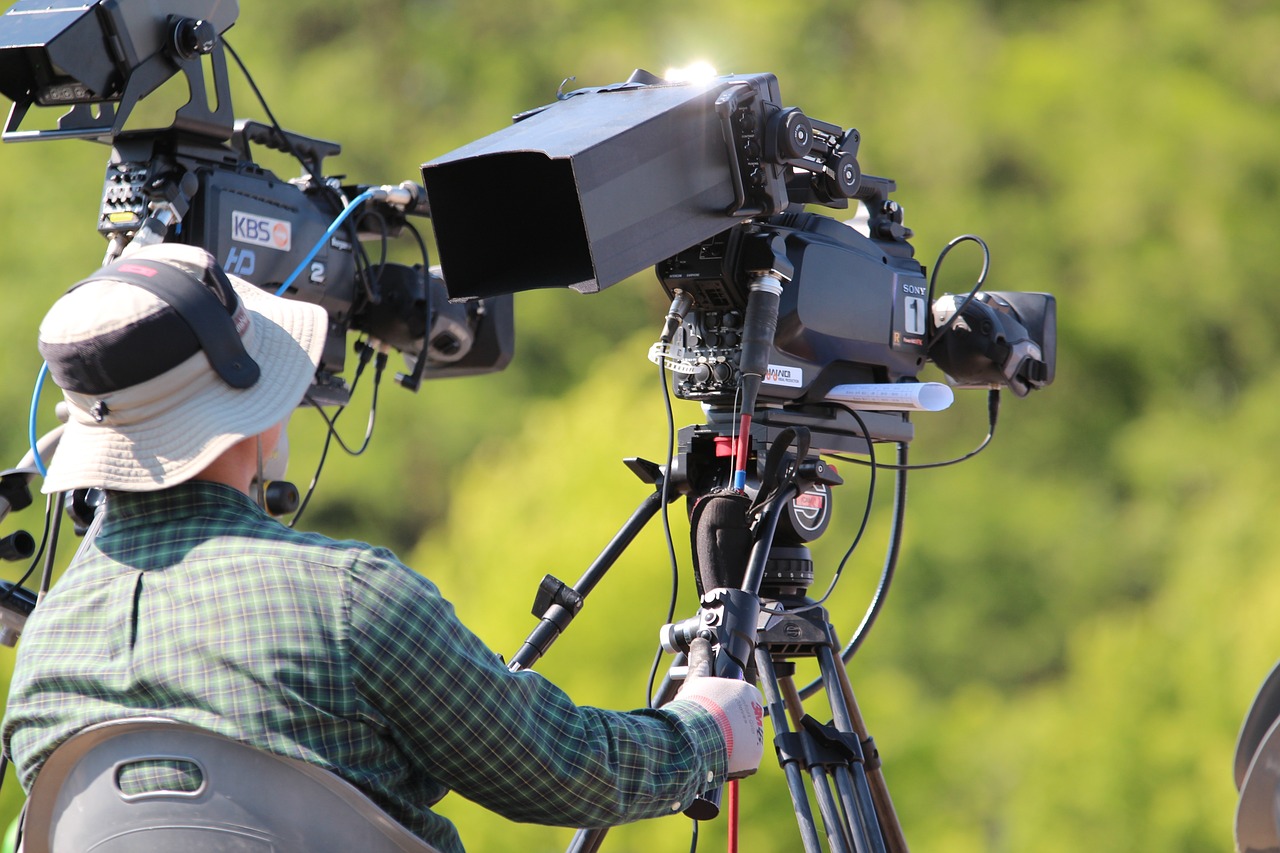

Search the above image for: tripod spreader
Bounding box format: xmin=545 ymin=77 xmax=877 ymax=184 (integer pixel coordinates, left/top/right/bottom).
xmin=777 ymin=716 xmax=881 ymax=776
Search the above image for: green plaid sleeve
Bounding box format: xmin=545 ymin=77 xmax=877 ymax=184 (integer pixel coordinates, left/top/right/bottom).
xmin=345 ymin=550 xmax=729 ymax=827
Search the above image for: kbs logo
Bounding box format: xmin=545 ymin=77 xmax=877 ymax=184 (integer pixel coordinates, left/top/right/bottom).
xmin=232 ymin=211 xmax=292 ymax=252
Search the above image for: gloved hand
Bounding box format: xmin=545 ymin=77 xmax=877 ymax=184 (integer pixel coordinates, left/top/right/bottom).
xmin=676 ymin=674 xmax=765 ymax=779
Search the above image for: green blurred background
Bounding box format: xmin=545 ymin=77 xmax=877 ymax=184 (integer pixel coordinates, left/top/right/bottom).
xmin=1 ymin=0 xmax=1277 ymax=849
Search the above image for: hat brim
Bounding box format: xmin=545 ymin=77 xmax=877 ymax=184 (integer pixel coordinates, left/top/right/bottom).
xmin=41 ymin=247 xmax=328 ymax=493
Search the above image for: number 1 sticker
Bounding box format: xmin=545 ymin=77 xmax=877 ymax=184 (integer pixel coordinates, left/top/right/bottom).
xmin=904 ymin=296 xmax=926 ymax=336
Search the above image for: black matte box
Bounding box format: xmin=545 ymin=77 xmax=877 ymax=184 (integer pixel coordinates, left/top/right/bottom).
xmin=422 ymin=74 xmax=781 ymax=300
xmin=0 ymin=0 xmax=119 ymax=103
xmin=0 ymin=0 xmax=238 ymax=105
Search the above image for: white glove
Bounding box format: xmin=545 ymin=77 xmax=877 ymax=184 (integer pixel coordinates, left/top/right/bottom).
xmin=677 ymin=675 xmax=765 ymax=778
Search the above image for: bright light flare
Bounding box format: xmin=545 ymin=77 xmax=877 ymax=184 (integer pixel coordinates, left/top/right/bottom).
xmin=663 ymin=61 xmax=719 ymax=83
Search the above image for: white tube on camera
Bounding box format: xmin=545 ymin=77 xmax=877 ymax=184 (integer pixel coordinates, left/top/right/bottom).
xmin=824 ymin=382 xmax=954 ymax=412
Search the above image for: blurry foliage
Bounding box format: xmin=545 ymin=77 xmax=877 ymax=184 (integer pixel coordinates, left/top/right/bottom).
xmin=0 ymin=0 xmax=1278 ymax=849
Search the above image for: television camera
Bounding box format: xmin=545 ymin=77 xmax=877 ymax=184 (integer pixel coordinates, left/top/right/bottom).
xmin=423 ymin=69 xmax=1054 ymax=453
xmin=0 ymin=0 xmax=514 ymax=404
xmin=422 ymin=69 xmax=1058 ymax=851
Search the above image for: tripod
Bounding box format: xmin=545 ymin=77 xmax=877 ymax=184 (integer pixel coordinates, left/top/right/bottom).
xmin=749 ymin=599 xmax=907 ymax=853
xmin=510 ymin=412 xmax=911 ymax=853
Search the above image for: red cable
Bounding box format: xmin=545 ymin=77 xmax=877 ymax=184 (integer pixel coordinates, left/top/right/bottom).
xmin=727 ymin=778 xmax=740 ymax=853
xmin=734 ymin=413 xmax=753 ymax=487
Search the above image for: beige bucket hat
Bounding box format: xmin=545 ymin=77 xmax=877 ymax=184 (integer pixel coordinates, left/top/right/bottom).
xmin=36 ymin=243 xmax=327 ymax=493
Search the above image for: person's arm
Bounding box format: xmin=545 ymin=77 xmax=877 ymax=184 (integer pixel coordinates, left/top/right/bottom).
xmin=346 ymin=551 xmax=728 ymax=827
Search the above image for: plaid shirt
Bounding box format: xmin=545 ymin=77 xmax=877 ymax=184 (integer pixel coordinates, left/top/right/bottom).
xmin=2 ymin=481 xmax=727 ymax=852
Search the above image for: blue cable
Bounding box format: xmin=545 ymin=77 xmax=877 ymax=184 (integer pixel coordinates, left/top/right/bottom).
xmin=276 ymin=189 xmax=376 ymax=297
xmin=29 ymin=361 xmax=49 ymax=477
xmin=23 ymin=192 xmax=376 ymax=478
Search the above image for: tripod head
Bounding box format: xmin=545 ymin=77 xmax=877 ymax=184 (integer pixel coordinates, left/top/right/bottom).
xmin=669 ymin=417 xmax=847 ymax=602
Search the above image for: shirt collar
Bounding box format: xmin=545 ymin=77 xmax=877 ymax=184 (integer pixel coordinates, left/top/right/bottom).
xmin=100 ymin=480 xmax=268 ymax=532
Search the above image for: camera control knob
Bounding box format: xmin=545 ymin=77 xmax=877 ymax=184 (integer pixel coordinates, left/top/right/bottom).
xmin=171 ymin=18 xmax=217 ymax=60
xmin=825 ymin=151 xmax=861 ymax=199
xmin=769 ymin=107 xmax=814 ymax=162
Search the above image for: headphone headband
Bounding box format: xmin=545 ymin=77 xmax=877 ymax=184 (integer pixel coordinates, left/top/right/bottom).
xmin=71 ymin=256 xmax=261 ymax=390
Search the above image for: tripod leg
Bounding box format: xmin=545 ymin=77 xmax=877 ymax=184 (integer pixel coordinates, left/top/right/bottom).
xmin=567 ymin=828 xmax=608 ymax=852
xmin=826 ymin=645 xmax=911 ymax=853
xmin=757 ymin=649 xmax=846 ymax=853
xmin=815 ymin=645 xmax=895 ymax=853
xmin=781 ymin=669 xmax=875 ymax=853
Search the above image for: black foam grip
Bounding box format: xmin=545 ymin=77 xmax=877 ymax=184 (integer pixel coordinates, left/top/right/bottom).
xmin=689 ymin=490 xmax=753 ymax=595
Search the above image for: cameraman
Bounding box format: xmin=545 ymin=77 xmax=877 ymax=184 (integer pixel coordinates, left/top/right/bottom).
xmin=1 ymin=244 xmax=764 ymax=853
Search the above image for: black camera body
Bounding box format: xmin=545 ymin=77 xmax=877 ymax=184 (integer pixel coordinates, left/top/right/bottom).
xmin=0 ymin=0 xmax=514 ymax=401
xmin=423 ymin=71 xmax=1054 ymax=421
xmin=98 ymin=127 xmax=514 ymax=398
xmin=657 ymin=211 xmax=930 ymax=408
xmin=101 ymin=130 xmax=360 ymax=380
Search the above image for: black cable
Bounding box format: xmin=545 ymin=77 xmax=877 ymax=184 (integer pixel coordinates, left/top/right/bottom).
xmin=758 ymin=409 xmax=879 ymax=618
xmin=351 ymin=208 xmax=388 ymax=308
xmin=797 ymin=441 xmax=909 ymax=701
xmin=807 ymin=410 xmax=879 ymax=609
xmin=749 ymin=426 xmax=807 ymax=518
xmin=37 ymin=492 xmax=65 ymax=602
xmin=288 ymin=346 xmax=380 ymax=528
xmin=0 ymin=493 xmax=54 ymax=603
xmin=330 ymin=345 xmax=385 ymax=457
xmin=647 ymin=358 xmax=682 ymax=709
xmin=288 ymin=410 xmax=333 ymax=530
xmin=403 ymin=218 xmax=435 ymax=366
xmin=925 ymin=234 xmax=990 ymax=350
xmin=843 ymin=441 xmax=909 ymax=659
xmin=832 ymin=389 xmax=1000 ymax=471
xmin=405 ymin=218 xmax=431 ymax=269
xmin=222 ymin=39 xmax=317 ymax=177
xmin=0 ymin=491 xmax=53 ymax=596
xmin=306 ymin=361 xmax=384 ymax=458
xmin=224 ymin=36 xmax=359 ymax=283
